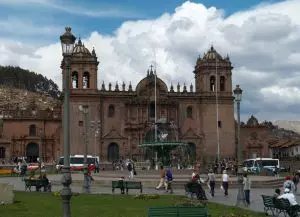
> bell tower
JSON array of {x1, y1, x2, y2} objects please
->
[
  {"x1": 193, "y1": 46, "x2": 233, "y2": 95},
  {"x1": 62, "y1": 38, "x2": 99, "y2": 91}
]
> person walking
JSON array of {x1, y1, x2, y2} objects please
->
[
  {"x1": 243, "y1": 173, "x2": 251, "y2": 206},
  {"x1": 165, "y1": 168, "x2": 173, "y2": 193},
  {"x1": 207, "y1": 169, "x2": 216, "y2": 197},
  {"x1": 222, "y1": 170, "x2": 229, "y2": 196},
  {"x1": 127, "y1": 160, "x2": 134, "y2": 180},
  {"x1": 156, "y1": 165, "x2": 166, "y2": 190}
]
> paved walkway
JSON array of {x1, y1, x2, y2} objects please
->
[{"x1": 0, "y1": 175, "x2": 288, "y2": 214}]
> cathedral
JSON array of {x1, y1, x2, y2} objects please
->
[
  {"x1": 63, "y1": 37, "x2": 235, "y2": 163},
  {"x1": 0, "y1": 28, "x2": 237, "y2": 164}
]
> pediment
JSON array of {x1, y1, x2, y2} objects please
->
[
  {"x1": 182, "y1": 128, "x2": 202, "y2": 139},
  {"x1": 103, "y1": 129, "x2": 125, "y2": 139}
]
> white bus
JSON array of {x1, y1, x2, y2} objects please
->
[
  {"x1": 56, "y1": 155, "x2": 99, "y2": 172},
  {"x1": 243, "y1": 158, "x2": 280, "y2": 173}
]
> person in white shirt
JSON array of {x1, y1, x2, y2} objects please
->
[
  {"x1": 222, "y1": 170, "x2": 229, "y2": 196},
  {"x1": 278, "y1": 188, "x2": 298, "y2": 206}
]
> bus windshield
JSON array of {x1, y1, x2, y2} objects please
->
[
  {"x1": 244, "y1": 160, "x2": 254, "y2": 167},
  {"x1": 58, "y1": 157, "x2": 97, "y2": 165}
]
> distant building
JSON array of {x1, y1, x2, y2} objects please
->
[{"x1": 240, "y1": 115, "x2": 300, "y2": 159}]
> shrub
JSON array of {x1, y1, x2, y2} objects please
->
[{"x1": 133, "y1": 194, "x2": 160, "y2": 200}]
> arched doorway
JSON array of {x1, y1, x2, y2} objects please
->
[
  {"x1": 0, "y1": 147, "x2": 5, "y2": 158},
  {"x1": 26, "y1": 143, "x2": 39, "y2": 163},
  {"x1": 188, "y1": 142, "x2": 196, "y2": 163},
  {"x1": 107, "y1": 143, "x2": 119, "y2": 162}
]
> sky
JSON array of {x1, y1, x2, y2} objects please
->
[{"x1": 0, "y1": 0, "x2": 299, "y2": 122}]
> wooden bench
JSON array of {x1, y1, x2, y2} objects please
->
[
  {"x1": 112, "y1": 180, "x2": 125, "y2": 194},
  {"x1": 24, "y1": 179, "x2": 50, "y2": 192},
  {"x1": 148, "y1": 206, "x2": 208, "y2": 217},
  {"x1": 125, "y1": 181, "x2": 142, "y2": 194},
  {"x1": 262, "y1": 195, "x2": 300, "y2": 217}
]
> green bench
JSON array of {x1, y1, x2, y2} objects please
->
[
  {"x1": 125, "y1": 181, "x2": 142, "y2": 194},
  {"x1": 148, "y1": 206, "x2": 208, "y2": 217},
  {"x1": 261, "y1": 195, "x2": 300, "y2": 217},
  {"x1": 24, "y1": 179, "x2": 50, "y2": 192},
  {"x1": 112, "y1": 180, "x2": 143, "y2": 194},
  {"x1": 112, "y1": 180, "x2": 125, "y2": 194}
]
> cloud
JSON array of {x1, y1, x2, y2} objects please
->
[
  {"x1": 0, "y1": 17, "x2": 62, "y2": 36},
  {"x1": 1, "y1": 0, "x2": 300, "y2": 122},
  {"x1": 0, "y1": 0, "x2": 143, "y2": 18}
]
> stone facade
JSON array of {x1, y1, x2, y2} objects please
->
[
  {"x1": 240, "y1": 115, "x2": 300, "y2": 159},
  {"x1": 63, "y1": 41, "x2": 236, "y2": 163},
  {"x1": 0, "y1": 37, "x2": 238, "y2": 163}
]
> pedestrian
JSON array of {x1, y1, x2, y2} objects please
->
[
  {"x1": 243, "y1": 173, "x2": 251, "y2": 206},
  {"x1": 207, "y1": 169, "x2": 216, "y2": 197},
  {"x1": 222, "y1": 170, "x2": 229, "y2": 196},
  {"x1": 165, "y1": 168, "x2": 173, "y2": 193},
  {"x1": 274, "y1": 166, "x2": 279, "y2": 178},
  {"x1": 127, "y1": 160, "x2": 134, "y2": 180},
  {"x1": 274, "y1": 188, "x2": 281, "y2": 197},
  {"x1": 156, "y1": 165, "x2": 166, "y2": 190},
  {"x1": 284, "y1": 176, "x2": 296, "y2": 193}
]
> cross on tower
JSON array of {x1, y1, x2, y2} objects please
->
[{"x1": 150, "y1": 64, "x2": 153, "y2": 71}]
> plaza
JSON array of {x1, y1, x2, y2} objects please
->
[{"x1": 0, "y1": 171, "x2": 289, "y2": 215}]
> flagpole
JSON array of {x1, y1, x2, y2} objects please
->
[
  {"x1": 216, "y1": 56, "x2": 220, "y2": 162},
  {"x1": 154, "y1": 67, "x2": 157, "y2": 143}
]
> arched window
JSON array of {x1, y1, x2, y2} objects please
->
[
  {"x1": 83, "y1": 72, "x2": 90, "y2": 89},
  {"x1": 210, "y1": 76, "x2": 215, "y2": 91},
  {"x1": 187, "y1": 106, "x2": 193, "y2": 118},
  {"x1": 0, "y1": 147, "x2": 5, "y2": 158},
  {"x1": 29, "y1": 124, "x2": 36, "y2": 136},
  {"x1": 220, "y1": 76, "x2": 225, "y2": 91},
  {"x1": 108, "y1": 105, "x2": 115, "y2": 117},
  {"x1": 71, "y1": 71, "x2": 78, "y2": 88}
]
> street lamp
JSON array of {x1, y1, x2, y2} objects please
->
[
  {"x1": 78, "y1": 105, "x2": 90, "y2": 193},
  {"x1": 60, "y1": 26, "x2": 76, "y2": 217},
  {"x1": 90, "y1": 120, "x2": 101, "y2": 158},
  {"x1": 39, "y1": 128, "x2": 44, "y2": 178},
  {"x1": 233, "y1": 84, "x2": 246, "y2": 206}
]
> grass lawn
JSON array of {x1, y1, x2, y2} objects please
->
[{"x1": 0, "y1": 191, "x2": 266, "y2": 217}]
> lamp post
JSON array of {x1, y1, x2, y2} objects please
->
[
  {"x1": 233, "y1": 84, "x2": 246, "y2": 206},
  {"x1": 90, "y1": 120, "x2": 101, "y2": 157},
  {"x1": 60, "y1": 26, "x2": 76, "y2": 217},
  {"x1": 39, "y1": 128, "x2": 44, "y2": 178},
  {"x1": 78, "y1": 105, "x2": 90, "y2": 193}
]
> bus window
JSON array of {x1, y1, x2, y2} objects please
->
[{"x1": 70, "y1": 157, "x2": 84, "y2": 164}]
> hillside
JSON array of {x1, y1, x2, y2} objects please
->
[
  {"x1": 0, "y1": 86, "x2": 60, "y2": 111},
  {"x1": 0, "y1": 66, "x2": 60, "y2": 98}
]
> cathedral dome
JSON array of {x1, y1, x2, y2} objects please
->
[
  {"x1": 202, "y1": 45, "x2": 223, "y2": 61},
  {"x1": 72, "y1": 38, "x2": 91, "y2": 56}
]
